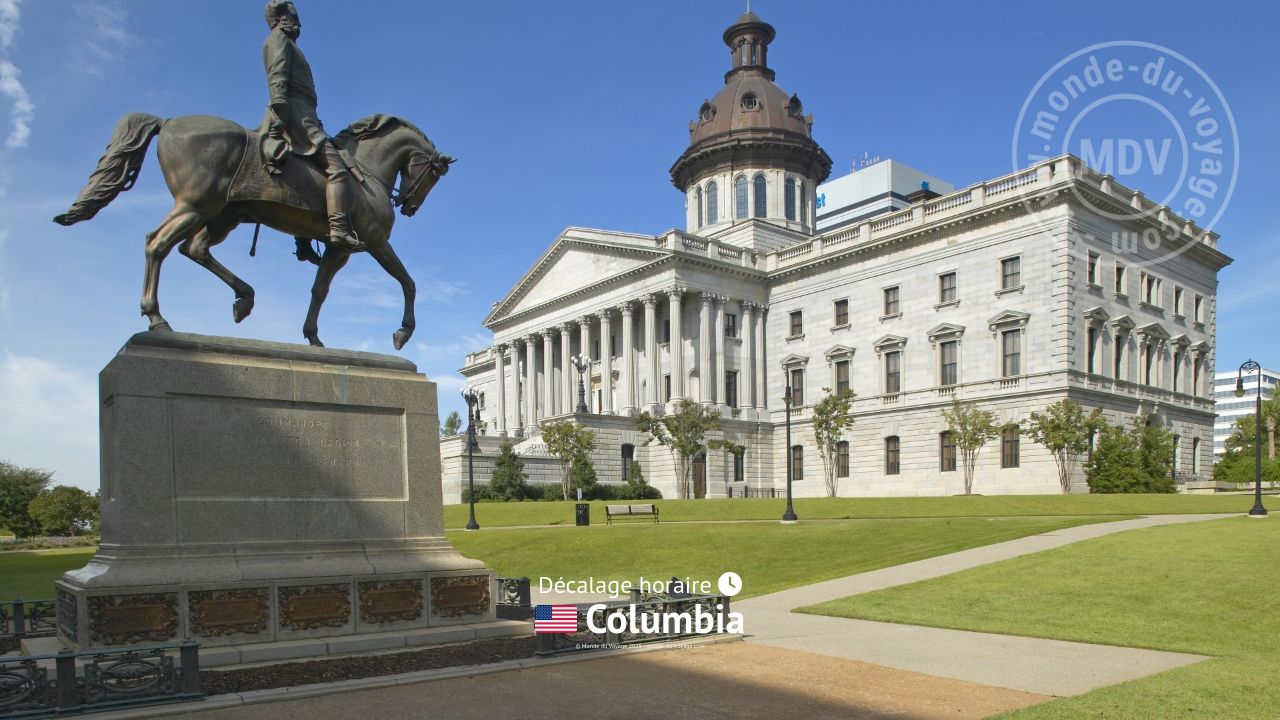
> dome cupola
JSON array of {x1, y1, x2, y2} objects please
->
[{"x1": 671, "y1": 13, "x2": 832, "y2": 238}]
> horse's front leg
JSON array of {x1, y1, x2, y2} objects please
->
[
  {"x1": 302, "y1": 246, "x2": 351, "y2": 347},
  {"x1": 366, "y1": 242, "x2": 416, "y2": 350}
]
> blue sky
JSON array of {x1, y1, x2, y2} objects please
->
[{"x1": 1, "y1": 0, "x2": 1277, "y2": 490}]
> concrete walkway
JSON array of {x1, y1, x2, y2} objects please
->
[{"x1": 736, "y1": 513, "x2": 1230, "y2": 696}]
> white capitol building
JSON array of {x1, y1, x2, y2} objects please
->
[{"x1": 440, "y1": 12, "x2": 1229, "y2": 501}]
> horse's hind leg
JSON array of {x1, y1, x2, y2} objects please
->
[
  {"x1": 180, "y1": 213, "x2": 256, "y2": 323},
  {"x1": 140, "y1": 204, "x2": 203, "y2": 331}
]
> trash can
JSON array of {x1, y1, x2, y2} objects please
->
[{"x1": 575, "y1": 503, "x2": 590, "y2": 526}]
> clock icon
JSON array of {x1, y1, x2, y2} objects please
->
[{"x1": 717, "y1": 571, "x2": 743, "y2": 597}]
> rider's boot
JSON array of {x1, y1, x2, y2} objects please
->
[{"x1": 323, "y1": 146, "x2": 363, "y2": 252}]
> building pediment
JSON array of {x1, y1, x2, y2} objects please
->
[{"x1": 484, "y1": 230, "x2": 668, "y2": 325}]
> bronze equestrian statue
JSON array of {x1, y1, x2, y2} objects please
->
[{"x1": 52, "y1": 1, "x2": 453, "y2": 351}]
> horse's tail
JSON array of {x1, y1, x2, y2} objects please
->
[{"x1": 53, "y1": 112, "x2": 164, "y2": 226}]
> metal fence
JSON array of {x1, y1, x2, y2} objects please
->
[
  {"x1": 726, "y1": 487, "x2": 780, "y2": 499},
  {"x1": 0, "y1": 600, "x2": 57, "y2": 640},
  {"x1": 495, "y1": 576, "x2": 532, "y2": 621},
  {"x1": 0, "y1": 641, "x2": 202, "y2": 718},
  {"x1": 534, "y1": 594, "x2": 731, "y2": 657}
]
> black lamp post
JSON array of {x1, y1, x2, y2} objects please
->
[
  {"x1": 461, "y1": 387, "x2": 481, "y2": 530},
  {"x1": 571, "y1": 354, "x2": 590, "y2": 414},
  {"x1": 782, "y1": 385, "x2": 797, "y2": 523},
  {"x1": 1235, "y1": 360, "x2": 1269, "y2": 518}
]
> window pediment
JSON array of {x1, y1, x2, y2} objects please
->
[
  {"x1": 1137, "y1": 322, "x2": 1171, "y2": 342},
  {"x1": 1170, "y1": 334, "x2": 1190, "y2": 349},
  {"x1": 1109, "y1": 314, "x2": 1135, "y2": 332},
  {"x1": 779, "y1": 353, "x2": 809, "y2": 368},
  {"x1": 927, "y1": 323, "x2": 966, "y2": 345},
  {"x1": 988, "y1": 310, "x2": 1029, "y2": 336},
  {"x1": 873, "y1": 334, "x2": 907, "y2": 353},
  {"x1": 1082, "y1": 306, "x2": 1110, "y2": 326},
  {"x1": 824, "y1": 345, "x2": 855, "y2": 360}
]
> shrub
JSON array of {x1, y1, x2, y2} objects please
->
[
  {"x1": 489, "y1": 442, "x2": 528, "y2": 501},
  {"x1": 461, "y1": 484, "x2": 498, "y2": 503},
  {"x1": 1086, "y1": 416, "x2": 1177, "y2": 493}
]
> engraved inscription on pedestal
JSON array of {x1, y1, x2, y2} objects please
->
[
  {"x1": 189, "y1": 588, "x2": 270, "y2": 638},
  {"x1": 169, "y1": 396, "x2": 407, "y2": 501},
  {"x1": 359, "y1": 580, "x2": 424, "y2": 624},
  {"x1": 56, "y1": 588, "x2": 77, "y2": 639},
  {"x1": 88, "y1": 594, "x2": 179, "y2": 645},
  {"x1": 429, "y1": 575, "x2": 490, "y2": 619},
  {"x1": 279, "y1": 584, "x2": 350, "y2": 630}
]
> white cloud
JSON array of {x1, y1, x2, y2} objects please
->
[
  {"x1": 0, "y1": 228, "x2": 10, "y2": 318},
  {"x1": 0, "y1": 352, "x2": 100, "y2": 491},
  {"x1": 69, "y1": 2, "x2": 134, "y2": 76},
  {"x1": 0, "y1": 60, "x2": 31, "y2": 150},
  {"x1": 0, "y1": 0, "x2": 19, "y2": 52}
]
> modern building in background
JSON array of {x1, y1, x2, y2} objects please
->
[
  {"x1": 441, "y1": 12, "x2": 1230, "y2": 501},
  {"x1": 1213, "y1": 366, "x2": 1280, "y2": 460}
]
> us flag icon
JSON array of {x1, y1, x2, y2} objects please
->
[{"x1": 534, "y1": 604, "x2": 578, "y2": 634}]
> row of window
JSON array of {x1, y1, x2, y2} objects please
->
[
  {"x1": 786, "y1": 428, "x2": 1023, "y2": 480},
  {"x1": 693, "y1": 175, "x2": 810, "y2": 229},
  {"x1": 1083, "y1": 324, "x2": 1205, "y2": 392},
  {"x1": 786, "y1": 259, "x2": 1022, "y2": 338},
  {"x1": 1086, "y1": 252, "x2": 1205, "y2": 323}
]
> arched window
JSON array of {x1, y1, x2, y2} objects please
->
[
  {"x1": 885, "y1": 436, "x2": 900, "y2": 475},
  {"x1": 784, "y1": 177, "x2": 796, "y2": 220},
  {"x1": 706, "y1": 181, "x2": 719, "y2": 224},
  {"x1": 837, "y1": 441, "x2": 849, "y2": 478},
  {"x1": 695, "y1": 186, "x2": 703, "y2": 229},
  {"x1": 753, "y1": 174, "x2": 767, "y2": 218},
  {"x1": 621, "y1": 443, "x2": 635, "y2": 482},
  {"x1": 734, "y1": 176, "x2": 748, "y2": 219},
  {"x1": 800, "y1": 184, "x2": 808, "y2": 223}
]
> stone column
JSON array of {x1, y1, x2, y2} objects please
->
[
  {"x1": 668, "y1": 287, "x2": 685, "y2": 404},
  {"x1": 524, "y1": 334, "x2": 538, "y2": 429},
  {"x1": 542, "y1": 331, "x2": 555, "y2": 418},
  {"x1": 754, "y1": 306, "x2": 767, "y2": 411},
  {"x1": 599, "y1": 310, "x2": 614, "y2": 414},
  {"x1": 494, "y1": 343, "x2": 508, "y2": 436},
  {"x1": 621, "y1": 301, "x2": 637, "y2": 416},
  {"x1": 698, "y1": 292, "x2": 713, "y2": 405},
  {"x1": 578, "y1": 317, "x2": 593, "y2": 413},
  {"x1": 714, "y1": 296, "x2": 728, "y2": 412},
  {"x1": 643, "y1": 294, "x2": 659, "y2": 412},
  {"x1": 741, "y1": 303, "x2": 756, "y2": 418},
  {"x1": 560, "y1": 323, "x2": 573, "y2": 414}
]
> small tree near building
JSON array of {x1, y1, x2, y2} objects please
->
[
  {"x1": 440, "y1": 410, "x2": 464, "y2": 437},
  {"x1": 489, "y1": 441, "x2": 528, "y2": 501},
  {"x1": 1024, "y1": 399, "x2": 1105, "y2": 494},
  {"x1": 941, "y1": 400, "x2": 1000, "y2": 495},
  {"x1": 812, "y1": 387, "x2": 856, "y2": 497},
  {"x1": 540, "y1": 420, "x2": 596, "y2": 501},
  {"x1": 1086, "y1": 415, "x2": 1177, "y2": 493},
  {"x1": 636, "y1": 399, "x2": 731, "y2": 499}
]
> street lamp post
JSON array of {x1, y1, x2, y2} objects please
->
[
  {"x1": 782, "y1": 385, "x2": 797, "y2": 523},
  {"x1": 1236, "y1": 360, "x2": 1269, "y2": 518},
  {"x1": 571, "y1": 355, "x2": 590, "y2": 414},
  {"x1": 461, "y1": 387, "x2": 481, "y2": 530}
]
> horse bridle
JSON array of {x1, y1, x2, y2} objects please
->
[{"x1": 393, "y1": 152, "x2": 446, "y2": 213}]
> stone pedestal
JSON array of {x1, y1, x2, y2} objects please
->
[{"x1": 56, "y1": 331, "x2": 494, "y2": 651}]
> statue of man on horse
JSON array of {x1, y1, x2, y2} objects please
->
[
  {"x1": 261, "y1": 0, "x2": 363, "y2": 263},
  {"x1": 52, "y1": 1, "x2": 454, "y2": 351}
]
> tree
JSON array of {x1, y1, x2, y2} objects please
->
[
  {"x1": 1086, "y1": 415, "x2": 1177, "y2": 493},
  {"x1": 28, "y1": 485, "x2": 98, "y2": 536},
  {"x1": 940, "y1": 400, "x2": 1000, "y2": 495},
  {"x1": 540, "y1": 420, "x2": 596, "y2": 501},
  {"x1": 570, "y1": 456, "x2": 598, "y2": 497},
  {"x1": 489, "y1": 441, "x2": 528, "y2": 501},
  {"x1": 1024, "y1": 399, "x2": 1105, "y2": 494},
  {"x1": 616, "y1": 460, "x2": 662, "y2": 500},
  {"x1": 636, "y1": 399, "x2": 731, "y2": 499},
  {"x1": 812, "y1": 387, "x2": 856, "y2": 497},
  {"x1": 0, "y1": 461, "x2": 53, "y2": 538},
  {"x1": 440, "y1": 410, "x2": 464, "y2": 437}
]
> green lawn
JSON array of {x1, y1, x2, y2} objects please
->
[
  {"x1": 800, "y1": 516, "x2": 1280, "y2": 719},
  {"x1": 442, "y1": 493, "x2": 1273, "y2": 529},
  {"x1": 0, "y1": 548, "x2": 96, "y2": 600},
  {"x1": 447, "y1": 516, "x2": 1116, "y2": 599}
]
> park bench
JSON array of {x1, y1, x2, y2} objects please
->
[{"x1": 605, "y1": 504, "x2": 660, "y2": 525}]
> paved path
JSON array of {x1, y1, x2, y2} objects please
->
[{"x1": 736, "y1": 513, "x2": 1229, "y2": 696}]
